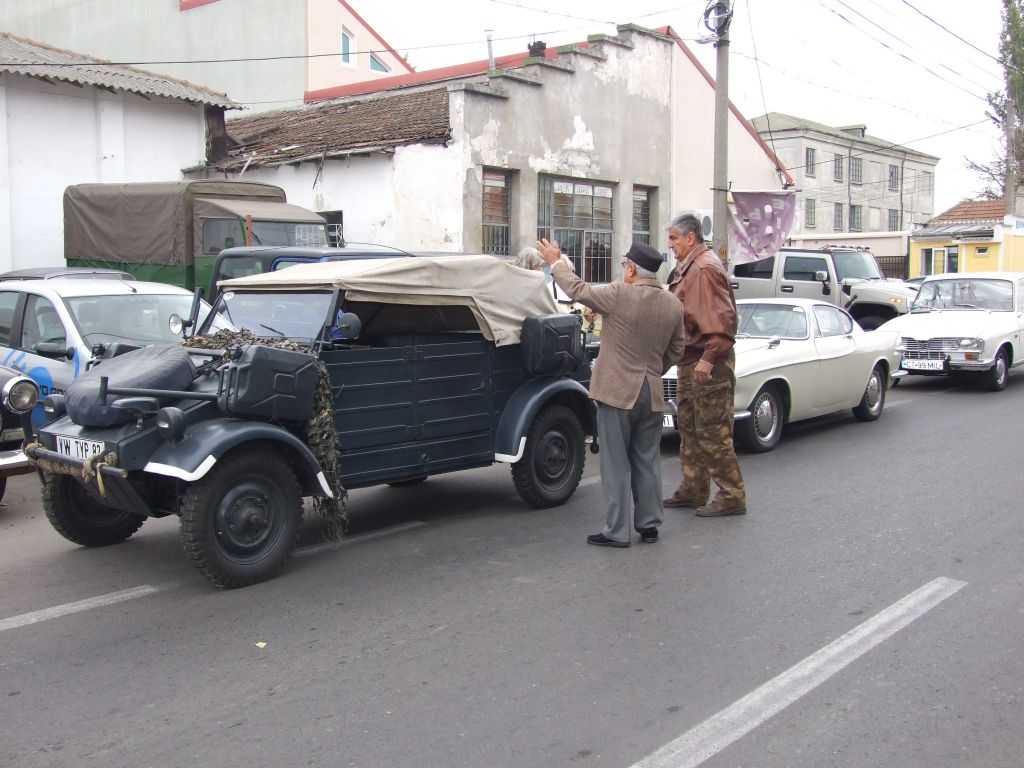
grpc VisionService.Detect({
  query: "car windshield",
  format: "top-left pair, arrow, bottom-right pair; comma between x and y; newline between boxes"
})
831,251 -> 884,281
202,290 -> 334,341
66,294 -> 217,345
737,303 -> 809,339
911,278 -> 1013,311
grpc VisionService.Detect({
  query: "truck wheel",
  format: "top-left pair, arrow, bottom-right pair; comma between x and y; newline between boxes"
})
180,448 -> 302,589
512,404 -> 585,508
735,385 -> 783,453
856,316 -> 887,331
42,474 -> 145,547
852,364 -> 886,421
984,346 -> 1010,392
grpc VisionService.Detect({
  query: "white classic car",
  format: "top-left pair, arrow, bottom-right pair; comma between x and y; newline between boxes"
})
663,298 -> 903,452
878,272 -> 1024,391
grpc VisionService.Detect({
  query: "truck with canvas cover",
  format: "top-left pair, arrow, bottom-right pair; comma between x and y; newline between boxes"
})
64,180 -> 329,294
26,255 -> 595,589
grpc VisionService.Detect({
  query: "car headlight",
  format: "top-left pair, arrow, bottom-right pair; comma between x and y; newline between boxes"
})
956,337 -> 984,351
2,376 -> 40,414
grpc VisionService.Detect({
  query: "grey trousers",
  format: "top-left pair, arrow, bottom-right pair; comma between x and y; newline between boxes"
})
595,379 -> 665,543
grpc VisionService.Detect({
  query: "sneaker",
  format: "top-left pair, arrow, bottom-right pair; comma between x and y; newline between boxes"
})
587,533 -> 629,548
639,527 -> 659,543
695,499 -> 747,517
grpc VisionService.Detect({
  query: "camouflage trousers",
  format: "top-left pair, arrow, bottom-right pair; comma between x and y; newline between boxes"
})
672,353 -> 746,506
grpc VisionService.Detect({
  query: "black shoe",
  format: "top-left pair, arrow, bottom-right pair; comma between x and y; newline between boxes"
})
587,533 -> 629,548
639,527 -> 659,543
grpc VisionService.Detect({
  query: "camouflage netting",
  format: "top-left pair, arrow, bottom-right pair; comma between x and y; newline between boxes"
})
183,328 -> 348,539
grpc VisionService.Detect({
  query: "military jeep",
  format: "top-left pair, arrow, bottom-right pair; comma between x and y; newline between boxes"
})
27,256 -> 594,588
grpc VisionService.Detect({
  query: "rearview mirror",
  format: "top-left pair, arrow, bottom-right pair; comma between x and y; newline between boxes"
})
767,335 -> 782,349
333,311 -> 362,340
815,270 -> 831,296
35,342 -> 74,360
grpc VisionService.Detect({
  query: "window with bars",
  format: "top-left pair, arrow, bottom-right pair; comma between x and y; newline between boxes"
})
537,176 -> 614,282
888,164 -> 900,191
805,147 -> 817,176
849,204 -> 863,231
632,187 -> 652,244
833,153 -> 843,182
482,169 -> 511,256
888,208 -> 900,231
833,202 -> 844,231
805,198 -> 816,228
850,157 -> 863,184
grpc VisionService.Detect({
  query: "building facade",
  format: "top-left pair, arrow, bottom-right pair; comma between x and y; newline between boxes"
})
752,113 -> 937,239
909,199 -> 1024,277
197,25 -> 790,280
0,0 -> 412,113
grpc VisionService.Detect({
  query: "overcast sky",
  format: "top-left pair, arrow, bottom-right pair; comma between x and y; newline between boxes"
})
368,0 -> 1005,214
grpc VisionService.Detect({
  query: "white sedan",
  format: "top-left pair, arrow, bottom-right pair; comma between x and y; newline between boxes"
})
879,272 -> 1024,391
663,298 -> 903,452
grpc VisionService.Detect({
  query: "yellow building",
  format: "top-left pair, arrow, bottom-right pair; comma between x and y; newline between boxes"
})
910,199 -> 1024,277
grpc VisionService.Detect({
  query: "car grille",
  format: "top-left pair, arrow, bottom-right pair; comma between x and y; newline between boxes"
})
663,377 -> 677,402
901,337 -> 957,360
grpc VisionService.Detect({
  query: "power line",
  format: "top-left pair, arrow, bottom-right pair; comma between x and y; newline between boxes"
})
898,0 -> 1014,72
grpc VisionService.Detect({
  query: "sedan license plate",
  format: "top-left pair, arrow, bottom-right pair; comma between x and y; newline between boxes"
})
662,414 -> 675,428
902,359 -> 945,371
55,435 -> 105,459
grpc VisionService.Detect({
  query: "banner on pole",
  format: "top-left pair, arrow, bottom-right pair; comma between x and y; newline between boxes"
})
727,190 -> 796,265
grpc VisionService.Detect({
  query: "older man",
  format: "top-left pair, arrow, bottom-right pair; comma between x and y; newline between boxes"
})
537,239 -> 685,547
663,213 -> 747,516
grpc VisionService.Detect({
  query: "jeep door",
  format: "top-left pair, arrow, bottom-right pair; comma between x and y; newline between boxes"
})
730,256 -> 775,300
779,254 -> 834,303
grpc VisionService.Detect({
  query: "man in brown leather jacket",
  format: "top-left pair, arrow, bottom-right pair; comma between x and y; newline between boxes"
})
663,213 -> 747,516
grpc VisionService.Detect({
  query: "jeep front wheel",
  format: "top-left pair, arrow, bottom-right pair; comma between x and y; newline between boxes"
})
180,448 -> 302,589
511,404 -> 585,508
42,474 -> 146,546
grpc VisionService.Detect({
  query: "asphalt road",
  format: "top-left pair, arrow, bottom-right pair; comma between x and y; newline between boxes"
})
2,373 -> 1023,768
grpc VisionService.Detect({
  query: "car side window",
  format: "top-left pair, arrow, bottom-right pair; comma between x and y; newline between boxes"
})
733,257 -> 774,279
813,305 -> 850,337
21,295 -> 66,351
0,291 -> 19,346
783,256 -> 830,282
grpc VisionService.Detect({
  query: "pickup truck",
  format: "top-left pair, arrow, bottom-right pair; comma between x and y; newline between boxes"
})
730,247 -> 917,330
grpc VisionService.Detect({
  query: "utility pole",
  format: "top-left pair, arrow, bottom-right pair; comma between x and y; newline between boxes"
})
708,1 -> 733,258
1005,92 -> 1016,217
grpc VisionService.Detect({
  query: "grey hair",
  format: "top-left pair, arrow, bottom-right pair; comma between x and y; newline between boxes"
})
628,261 -> 658,279
512,246 -> 544,270
668,213 -> 703,239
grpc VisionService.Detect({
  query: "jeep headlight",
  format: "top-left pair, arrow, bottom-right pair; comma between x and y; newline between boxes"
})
889,297 -> 904,304
3,376 -> 39,415
957,337 -> 984,351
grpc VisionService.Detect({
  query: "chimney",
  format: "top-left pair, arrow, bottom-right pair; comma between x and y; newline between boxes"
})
528,40 -> 546,58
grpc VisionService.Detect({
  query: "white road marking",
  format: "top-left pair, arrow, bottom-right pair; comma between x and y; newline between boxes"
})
631,576 -> 967,768
0,585 -> 165,633
295,521 -> 425,557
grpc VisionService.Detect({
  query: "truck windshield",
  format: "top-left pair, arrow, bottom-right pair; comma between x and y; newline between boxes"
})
202,291 -> 334,341
202,220 -> 329,254
66,294 -> 216,346
831,251 -> 884,281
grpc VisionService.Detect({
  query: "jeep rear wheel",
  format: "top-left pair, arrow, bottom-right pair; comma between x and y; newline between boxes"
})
42,473 -> 145,546
180,448 -> 302,589
512,404 -> 585,508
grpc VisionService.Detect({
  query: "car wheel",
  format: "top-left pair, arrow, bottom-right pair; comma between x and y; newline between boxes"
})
852,363 -> 886,421
856,316 -> 887,331
984,346 -> 1010,392
180,448 -> 302,589
42,473 -> 145,546
511,404 -> 585,508
735,385 -> 783,453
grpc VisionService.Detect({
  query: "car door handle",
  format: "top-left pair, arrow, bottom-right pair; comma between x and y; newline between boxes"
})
731,282 -> 739,290
781,285 -> 794,293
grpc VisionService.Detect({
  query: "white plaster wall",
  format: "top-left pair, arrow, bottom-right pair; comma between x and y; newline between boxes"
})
1,75 -> 210,271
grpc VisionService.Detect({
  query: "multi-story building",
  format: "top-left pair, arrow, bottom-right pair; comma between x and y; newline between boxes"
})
751,113 -> 938,237
0,0 -> 412,113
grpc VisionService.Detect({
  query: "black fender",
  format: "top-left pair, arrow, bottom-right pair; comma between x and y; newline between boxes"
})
494,378 -> 592,462
143,419 -> 332,498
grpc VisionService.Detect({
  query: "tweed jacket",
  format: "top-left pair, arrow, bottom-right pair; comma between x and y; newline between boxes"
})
550,262 -> 686,411
666,243 -> 738,366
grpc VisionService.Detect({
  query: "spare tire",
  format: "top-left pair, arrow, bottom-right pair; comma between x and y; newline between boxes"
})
66,344 -> 195,427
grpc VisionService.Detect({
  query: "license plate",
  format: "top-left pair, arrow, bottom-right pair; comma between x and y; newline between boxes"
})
662,414 -> 675,428
902,359 -> 945,371
54,435 -> 105,459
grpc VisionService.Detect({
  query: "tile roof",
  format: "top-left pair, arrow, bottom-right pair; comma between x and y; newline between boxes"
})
219,88 -> 450,171
931,199 -> 1006,222
0,31 -> 236,108
750,112 -> 939,162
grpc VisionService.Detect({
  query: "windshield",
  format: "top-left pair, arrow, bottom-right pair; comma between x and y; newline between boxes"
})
66,294 -> 218,345
737,303 -> 809,339
912,278 -> 1013,311
202,290 -> 334,341
202,219 -> 328,254
831,251 -> 883,281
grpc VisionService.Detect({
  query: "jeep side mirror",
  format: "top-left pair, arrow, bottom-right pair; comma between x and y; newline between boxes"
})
333,311 -> 362,340
35,342 -> 75,360
815,270 -> 831,296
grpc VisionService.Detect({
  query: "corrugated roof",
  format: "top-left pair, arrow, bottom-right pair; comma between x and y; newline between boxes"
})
930,199 -> 1006,223
750,112 -> 939,161
0,31 -> 236,108
218,88 -> 451,171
